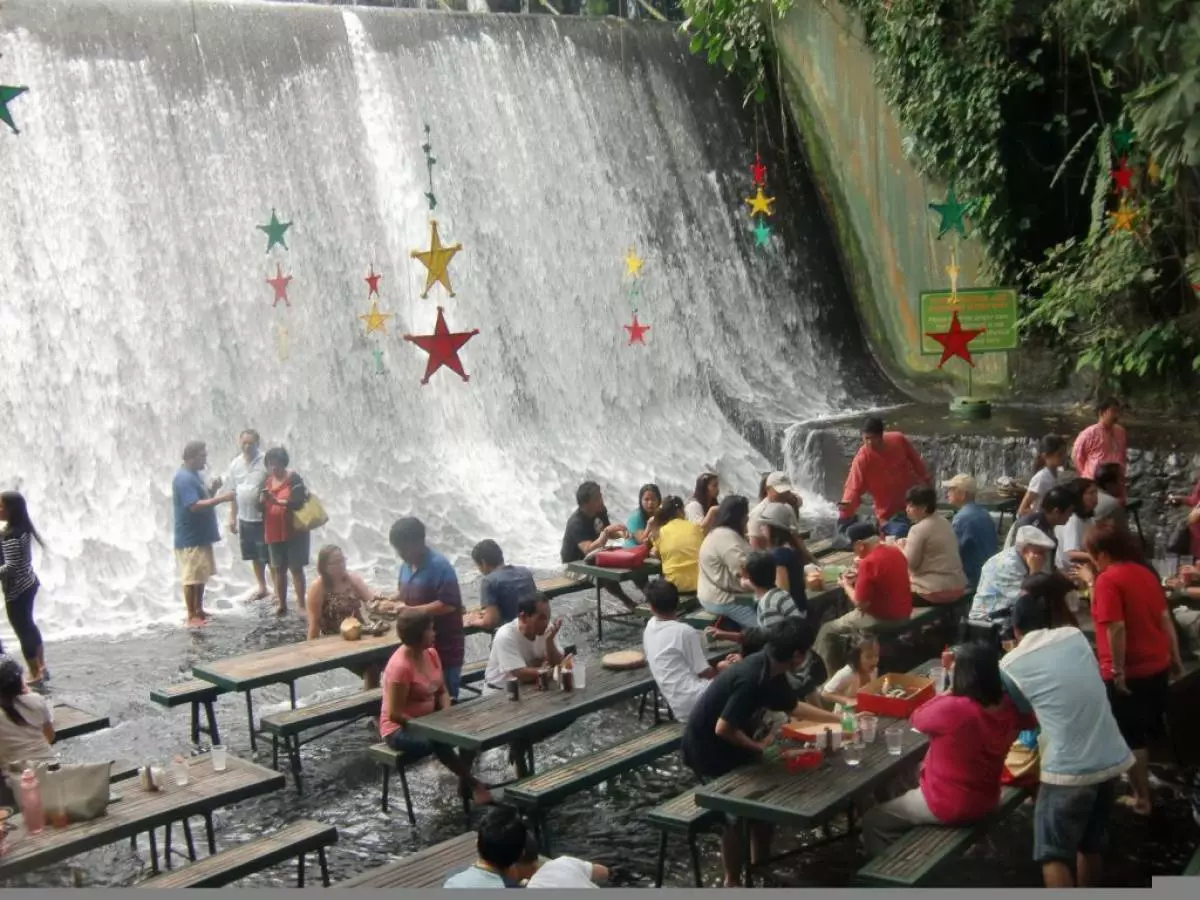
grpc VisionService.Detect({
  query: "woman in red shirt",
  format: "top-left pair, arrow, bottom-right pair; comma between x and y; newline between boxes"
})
1080,530 -> 1182,816
862,643 -> 1025,855
260,447 -> 310,616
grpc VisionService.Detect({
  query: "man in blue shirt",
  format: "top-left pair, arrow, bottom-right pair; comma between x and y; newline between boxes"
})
943,474 -> 997,590
467,539 -> 537,632
173,441 -> 234,627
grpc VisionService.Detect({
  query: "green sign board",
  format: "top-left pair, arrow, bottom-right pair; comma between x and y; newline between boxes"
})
919,288 -> 1019,355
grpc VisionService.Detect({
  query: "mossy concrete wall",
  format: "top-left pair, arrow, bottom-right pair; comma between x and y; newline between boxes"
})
774,0 -> 1008,398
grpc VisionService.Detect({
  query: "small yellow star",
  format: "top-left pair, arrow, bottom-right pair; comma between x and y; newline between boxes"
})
276,325 -> 289,361
1108,201 -> 1136,233
624,248 -> 644,278
360,299 -> 393,335
1147,157 -> 1161,184
945,261 -> 960,293
410,220 -> 462,298
745,187 -> 776,217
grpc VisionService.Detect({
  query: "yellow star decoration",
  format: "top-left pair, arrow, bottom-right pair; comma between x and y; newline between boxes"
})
624,248 -> 644,278
945,261 -> 961,303
1108,201 -> 1136,233
359,299 -> 393,335
1147,157 -> 1161,184
275,324 -> 289,361
745,187 -> 776,217
410,219 -> 462,298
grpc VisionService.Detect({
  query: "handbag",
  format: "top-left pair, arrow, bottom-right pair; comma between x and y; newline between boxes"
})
593,543 -> 650,569
1167,519 -> 1193,557
291,493 -> 328,532
14,761 -> 112,823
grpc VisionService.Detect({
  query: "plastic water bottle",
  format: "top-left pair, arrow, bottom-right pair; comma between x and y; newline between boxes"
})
19,768 -> 45,834
839,705 -> 856,740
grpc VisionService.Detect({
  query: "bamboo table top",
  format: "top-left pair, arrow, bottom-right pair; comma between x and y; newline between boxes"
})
192,633 -> 403,692
53,704 -> 110,742
0,754 -> 284,879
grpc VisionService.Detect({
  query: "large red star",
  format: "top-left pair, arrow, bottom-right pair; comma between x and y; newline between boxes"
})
1111,158 -> 1133,193
926,310 -> 985,368
751,154 -> 767,186
365,265 -> 382,298
266,263 -> 292,307
624,312 -> 651,345
403,307 -> 479,384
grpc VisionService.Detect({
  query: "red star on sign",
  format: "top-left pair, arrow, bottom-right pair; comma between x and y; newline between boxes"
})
403,307 -> 479,384
365,265 -> 382,297
1111,158 -> 1133,193
926,309 -> 986,368
751,154 -> 767,186
624,312 -> 651,345
266,263 -> 292,307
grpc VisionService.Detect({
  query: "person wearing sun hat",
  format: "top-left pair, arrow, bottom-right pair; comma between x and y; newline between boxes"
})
748,471 -> 801,547
969,526 -> 1058,622
943,474 -> 998,591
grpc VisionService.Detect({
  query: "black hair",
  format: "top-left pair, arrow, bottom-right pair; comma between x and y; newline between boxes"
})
1065,477 -> 1095,518
765,616 -> 815,662
846,634 -> 879,673
644,579 -> 680,615
1019,572 -> 1076,629
950,642 -> 1004,706
517,593 -> 549,619
0,491 -> 44,548
1093,462 -> 1122,494
862,417 -> 885,437
653,495 -> 686,527
518,830 -> 540,865
1011,591 -> 1052,636
1042,485 -> 1075,514
905,485 -> 938,516
0,657 -> 29,727
638,483 -> 662,511
691,473 -> 720,514
263,446 -> 290,469
1097,397 -> 1121,415
576,481 -> 602,508
396,612 -> 434,647
182,440 -> 206,462
1035,434 -> 1066,471
476,806 -> 529,871
239,428 -> 261,444
1085,529 -> 1145,564
389,516 -> 425,549
744,551 -> 777,590
710,495 -> 749,536
741,626 -> 768,656
764,524 -> 792,549
471,539 -> 504,569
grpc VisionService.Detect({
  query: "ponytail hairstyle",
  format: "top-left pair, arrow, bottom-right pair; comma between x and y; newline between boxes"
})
1033,434 -> 1066,474
0,491 -> 44,548
0,657 -> 29,727
654,496 -> 686,528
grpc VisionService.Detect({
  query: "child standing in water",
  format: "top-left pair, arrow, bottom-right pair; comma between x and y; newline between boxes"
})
0,492 -> 47,684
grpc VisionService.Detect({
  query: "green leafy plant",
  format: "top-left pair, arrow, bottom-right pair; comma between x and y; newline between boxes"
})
679,0 -> 795,105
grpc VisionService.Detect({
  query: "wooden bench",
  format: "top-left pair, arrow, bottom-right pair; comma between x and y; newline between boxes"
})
536,574 -> 589,600
336,831 -> 477,889
505,721 -> 684,854
52,704 -> 110,742
456,657 -> 488,698
260,689 -> 382,792
647,786 -> 724,887
862,605 -> 943,637
136,819 -> 338,888
856,786 -> 1030,886
150,679 -> 226,746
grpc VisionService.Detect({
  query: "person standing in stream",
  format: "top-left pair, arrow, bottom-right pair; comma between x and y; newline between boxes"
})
226,428 -> 270,601
0,492 -> 48,684
173,441 -> 235,627
260,446 -> 311,617
839,417 -> 931,539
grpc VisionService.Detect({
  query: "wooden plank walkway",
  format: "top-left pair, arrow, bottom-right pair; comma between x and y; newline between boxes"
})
53,704 -> 110,741
336,831 -> 477,889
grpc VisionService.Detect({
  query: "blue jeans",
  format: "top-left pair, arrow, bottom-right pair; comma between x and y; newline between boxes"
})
5,583 -> 42,663
385,728 -> 435,760
700,599 -> 759,630
443,665 -> 462,702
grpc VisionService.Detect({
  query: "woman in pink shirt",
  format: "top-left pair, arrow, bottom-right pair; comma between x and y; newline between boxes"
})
862,643 -> 1027,855
381,613 -> 492,807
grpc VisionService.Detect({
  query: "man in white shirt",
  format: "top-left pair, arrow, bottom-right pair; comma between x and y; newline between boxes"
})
526,856 -> 609,888
226,429 -> 270,600
484,593 -> 564,690
642,580 -> 721,721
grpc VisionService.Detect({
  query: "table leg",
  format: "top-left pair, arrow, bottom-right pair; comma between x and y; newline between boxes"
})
288,681 -> 298,709
204,812 -> 216,855
245,692 -> 258,753
148,829 -> 160,875
740,817 -> 751,887
164,824 -> 173,869
595,581 -> 604,641
183,819 -> 197,861
189,702 -> 201,746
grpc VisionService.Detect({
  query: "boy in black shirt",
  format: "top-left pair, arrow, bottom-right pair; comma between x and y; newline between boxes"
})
560,480 -> 636,610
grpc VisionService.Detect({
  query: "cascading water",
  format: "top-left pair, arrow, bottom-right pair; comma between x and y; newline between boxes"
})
0,0 -> 890,641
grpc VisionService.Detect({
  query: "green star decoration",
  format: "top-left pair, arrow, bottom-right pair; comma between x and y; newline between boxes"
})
257,209 -> 292,253
928,188 -> 971,239
753,218 -> 772,248
0,84 -> 28,135
1112,127 -> 1134,154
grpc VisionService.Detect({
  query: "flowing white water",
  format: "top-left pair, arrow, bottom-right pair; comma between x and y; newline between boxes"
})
0,0 -> 885,641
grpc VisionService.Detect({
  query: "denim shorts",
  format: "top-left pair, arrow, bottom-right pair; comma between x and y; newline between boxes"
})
700,599 -> 759,630
1033,779 -> 1117,863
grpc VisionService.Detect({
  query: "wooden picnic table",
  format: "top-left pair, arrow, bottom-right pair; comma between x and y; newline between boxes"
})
53,704 -> 110,742
0,753 -> 284,880
564,559 -> 661,640
337,831 -> 476,889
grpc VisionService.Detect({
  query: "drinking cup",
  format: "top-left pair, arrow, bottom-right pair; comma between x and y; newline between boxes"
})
843,740 -> 862,767
857,713 -> 878,744
171,760 -> 190,787
573,662 -> 586,691
211,746 -> 228,772
930,666 -> 949,694
885,724 -> 904,756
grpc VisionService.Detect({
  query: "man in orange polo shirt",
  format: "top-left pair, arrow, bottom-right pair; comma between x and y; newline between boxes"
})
839,417 -> 931,538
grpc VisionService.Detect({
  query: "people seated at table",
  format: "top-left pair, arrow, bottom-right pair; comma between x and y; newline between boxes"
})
642,580 -> 722,722
969,526 -> 1058,622
390,516 -> 466,702
708,550 -> 804,647
526,855 -> 609,888
839,417 -> 931,539
1005,486 -> 1073,566
680,617 -> 838,887
684,472 -> 721,529
748,471 -> 801,548
624,483 -> 662,547
697,495 -> 757,630
467,540 -> 537,632
943,474 -> 997,591
1076,530 -> 1182,816
560,481 -> 636,610
651,496 -> 703,594
757,502 -> 810,604
1017,434 -> 1067,517
306,544 -> 380,689
443,806 -> 537,887
1054,478 -> 1099,572
0,656 -> 54,797
862,643 -> 1025,856
379,613 -> 492,808
899,486 -> 967,606
814,522 -> 911,672
999,593 -> 1134,888
820,635 -> 879,708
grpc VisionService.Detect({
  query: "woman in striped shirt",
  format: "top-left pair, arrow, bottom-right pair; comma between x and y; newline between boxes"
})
0,492 -> 46,684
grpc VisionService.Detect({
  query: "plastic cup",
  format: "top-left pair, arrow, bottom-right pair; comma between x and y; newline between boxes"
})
885,724 -> 904,756
930,666 -> 949,694
171,760 -> 190,787
211,746 -> 228,772
843,740 -> 863,767
573,662 -> 586,691
857,713 -> 878,744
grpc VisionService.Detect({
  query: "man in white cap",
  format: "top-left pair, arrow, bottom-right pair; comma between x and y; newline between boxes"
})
968,526 -> 1058,622
749,471 -> 800,548
943,474 -> 997,591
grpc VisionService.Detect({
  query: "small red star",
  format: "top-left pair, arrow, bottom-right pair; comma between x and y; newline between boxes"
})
266,263 -> 292,307
403,307 -> 479,385
1111,158 -> 1133,194
751,154 -> 767,186
365,266 -> 382,298
624,313 -> 651,345
926,310 -> 985,368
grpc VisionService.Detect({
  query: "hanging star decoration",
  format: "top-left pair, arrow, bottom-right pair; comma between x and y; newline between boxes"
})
411,220 -> 462,298
275,324 -> 290,361
926,310 -> 986,368
266,263 -> 293,307
753,219 -> 772,249
371,347 -> 385,374
624,248 -> 644,278
1108,200 -> 1136,233
422,124 -> 438,212
258,209 -> 292,253
751,154 -> 767,186
945,259 -> 961,301
625,311 -> 651,345
1111,158 -> 1133,194
1112,127 -> 1135,155
1147,157 -> 1162,185
360,299 -> 393,335
745,186 -> 776,217
403,307 -> 479,384
365,265 -> 382,298
928,188 -> 971,239
0,84 -> 28,135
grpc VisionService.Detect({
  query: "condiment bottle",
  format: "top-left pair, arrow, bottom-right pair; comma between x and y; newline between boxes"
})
19,768 -> 45,834
560,655 -> 575,693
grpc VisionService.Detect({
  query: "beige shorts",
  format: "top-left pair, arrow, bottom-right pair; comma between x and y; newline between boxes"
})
176,545 -> 216,586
